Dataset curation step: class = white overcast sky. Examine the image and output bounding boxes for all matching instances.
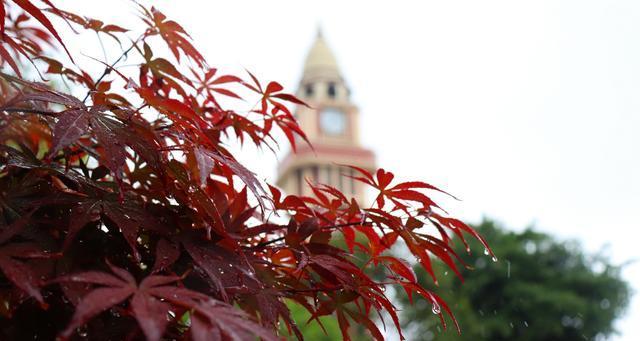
[58,0,640,339]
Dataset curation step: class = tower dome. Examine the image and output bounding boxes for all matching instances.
[302,29,341,80]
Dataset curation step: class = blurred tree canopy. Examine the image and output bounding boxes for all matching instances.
[398,219,631,341]
[281,301,371,341]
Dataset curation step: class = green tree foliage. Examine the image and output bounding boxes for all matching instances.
[283,301,342,340]
[399,219,631,341]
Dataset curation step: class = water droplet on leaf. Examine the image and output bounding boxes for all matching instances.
[431,303,441,315]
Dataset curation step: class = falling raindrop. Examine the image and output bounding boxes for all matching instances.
[523,321,529,327]
[507,261,511,278]
[524,241,537,254]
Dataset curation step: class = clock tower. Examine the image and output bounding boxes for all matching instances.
[276,30,376,203]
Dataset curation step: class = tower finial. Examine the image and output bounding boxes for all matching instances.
[316,24,323,39]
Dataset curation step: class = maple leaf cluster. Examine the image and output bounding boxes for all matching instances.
[0,1,493,340]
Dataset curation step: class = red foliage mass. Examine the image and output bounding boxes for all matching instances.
[0,1,493,340]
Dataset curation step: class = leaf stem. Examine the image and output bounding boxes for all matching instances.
[1,107,57,116]
[82,34,144,103]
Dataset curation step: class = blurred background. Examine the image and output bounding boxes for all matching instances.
[57,0,639,339]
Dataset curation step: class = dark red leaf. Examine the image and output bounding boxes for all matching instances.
[0,209,35,244]
[143,7,206,67]
[57,265,209,340]
[13,0,73,60]
[193,146,214,187]
[51,108,92,155]
[130,293,170,341]
[190,300,279,341]
[375,255,417,283]
[0,2,5,37]
[0,252,44,304]
[211,75,242,85]
[151,239,180,273]
[60,286,134,339]
[63,199,102,251]
[0,44,21,76]
[390,181,457,199]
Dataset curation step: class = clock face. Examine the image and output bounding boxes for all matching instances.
[320,108,346,136]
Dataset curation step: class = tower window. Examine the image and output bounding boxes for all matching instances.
[327,82,336,98]
[305,84,313,97]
